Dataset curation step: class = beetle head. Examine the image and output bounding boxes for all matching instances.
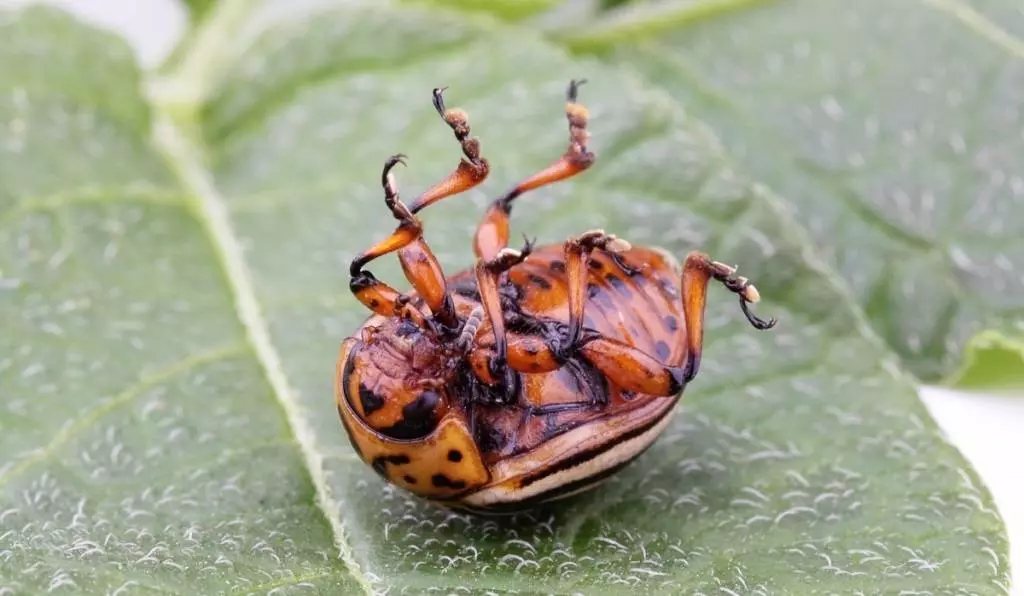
[341,316,462,440]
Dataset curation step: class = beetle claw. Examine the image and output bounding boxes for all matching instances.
[432,87,449,117]
[739,295,777,330]
[567,78,587,103]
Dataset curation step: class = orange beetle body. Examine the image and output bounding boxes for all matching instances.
[334,82,776,514]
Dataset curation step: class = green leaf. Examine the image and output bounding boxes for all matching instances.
[1,1,1009,594]
[947,330,1024,390]
[553,0,1024,385]
[181,0,219,22]
[0,7,365,595]
[397,0,559,21]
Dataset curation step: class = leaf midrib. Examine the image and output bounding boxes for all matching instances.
[143,3,376,590]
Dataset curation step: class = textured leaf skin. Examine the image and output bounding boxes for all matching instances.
[0,2,1011,595]
[554,0,1024,385]
[0,7,363,595]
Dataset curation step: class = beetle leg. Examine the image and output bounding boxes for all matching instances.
[564,229,631,354]
[473,79,596,262]
[573,251,777,395]
[349,155,457,326]
[679,251,777,379]
[407,87,490,214]
[471,237,534,394]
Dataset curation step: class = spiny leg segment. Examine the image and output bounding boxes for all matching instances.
[349,88,490,329]
[470,80,598,384]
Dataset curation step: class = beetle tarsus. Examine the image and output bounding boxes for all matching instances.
[408,86,490,214]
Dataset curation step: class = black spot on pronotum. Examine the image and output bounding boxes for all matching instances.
[549,260,566,273]
[528,273,552,290]
[432,474,467,489]
[655,340,671,361]
[664,315,679,332]
[381,390,441,439]
[448,449,463,462]
[358,383,385,415]
[403,475,417,484]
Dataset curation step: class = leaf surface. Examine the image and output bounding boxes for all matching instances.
[0,1,1010,594]
[554,0,1024,384]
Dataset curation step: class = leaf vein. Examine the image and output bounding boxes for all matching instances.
[918,0,1024,59]
[149,114,376,595]
[0,341,247,490]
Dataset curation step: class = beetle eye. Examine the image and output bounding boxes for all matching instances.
[382,389,445,440]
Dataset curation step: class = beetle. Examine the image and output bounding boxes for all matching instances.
[335,80,777,514]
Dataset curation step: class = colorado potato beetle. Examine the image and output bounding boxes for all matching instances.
[335,80,777,514]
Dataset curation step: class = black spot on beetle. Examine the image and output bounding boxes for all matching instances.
[368,298,380,309]
[655,340,671,361]
[403,475,417,484]
[588,259,603,271]
[605,274,633,299]
[528,273,552,290]
[432,474,467,489]
[381,391,441,439]
[657,275,679,299]
[549,260,566,273]
[664,315,679,332]
[621,390,638,401]
[358,383,384,415]
[448,449,463,462]
[396,319,419,337]
[371,454,411,479]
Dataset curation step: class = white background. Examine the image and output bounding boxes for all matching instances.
[4,0,1022,592]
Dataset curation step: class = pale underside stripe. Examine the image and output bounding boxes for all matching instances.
[463,407,676,507]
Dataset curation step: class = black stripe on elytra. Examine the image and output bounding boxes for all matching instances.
[519,399,677,490]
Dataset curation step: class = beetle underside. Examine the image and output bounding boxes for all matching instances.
[336,80,777,511]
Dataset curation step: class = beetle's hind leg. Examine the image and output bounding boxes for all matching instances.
[473,79,596,262]
[575,251,776,396]
[554,250,777,398]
